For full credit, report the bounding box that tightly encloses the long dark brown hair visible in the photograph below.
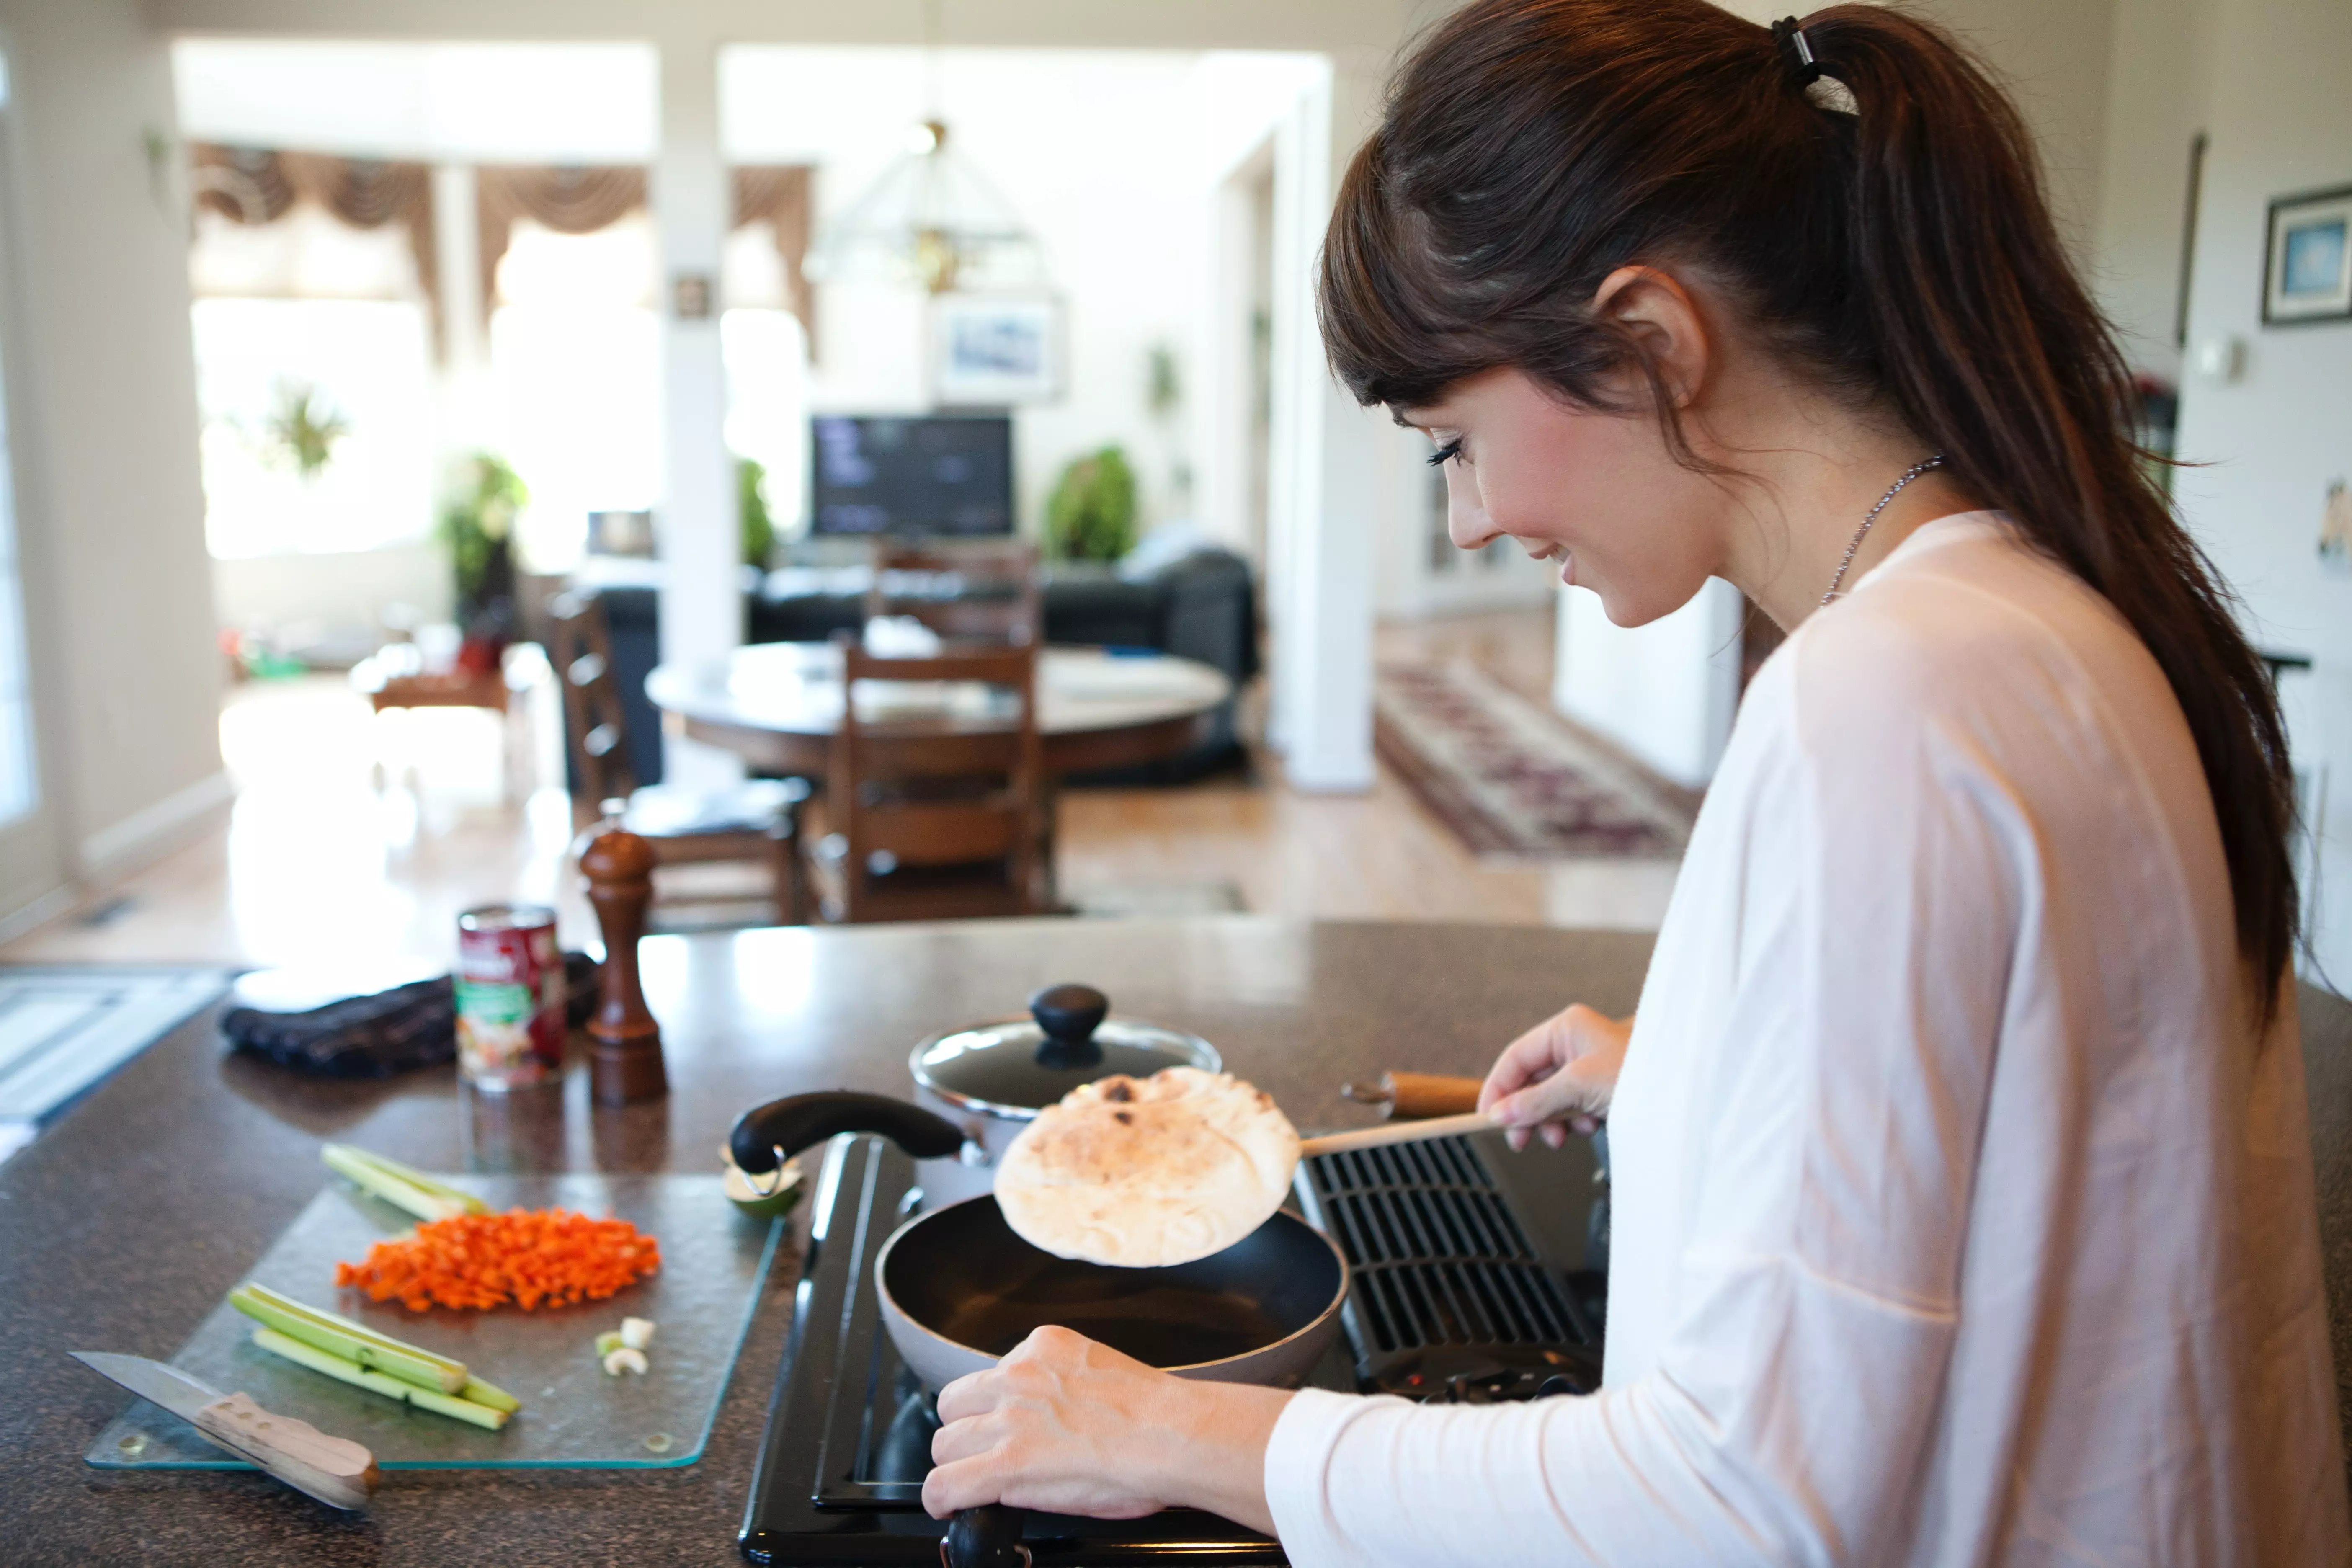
[1320,0,2298,1001]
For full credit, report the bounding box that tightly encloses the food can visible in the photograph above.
[454,905,565,1090]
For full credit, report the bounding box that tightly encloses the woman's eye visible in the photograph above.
[1426,438,1464,468]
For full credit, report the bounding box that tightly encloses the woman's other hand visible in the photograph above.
[1480,1003,1632,1150]
[925,1325,1293,1532]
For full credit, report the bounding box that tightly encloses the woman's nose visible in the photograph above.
[1448,499,1503,552]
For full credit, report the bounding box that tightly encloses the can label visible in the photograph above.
[455,907,565,1089]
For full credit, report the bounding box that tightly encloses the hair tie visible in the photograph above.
[1771,18,1824,87]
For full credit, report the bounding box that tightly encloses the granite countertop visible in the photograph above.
[0,917,1656,1568]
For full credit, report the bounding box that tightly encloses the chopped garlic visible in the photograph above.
[620,1317,656,1351]
[602,1346,649,1376]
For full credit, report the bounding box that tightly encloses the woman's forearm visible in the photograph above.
[1146,1378,1296,1534]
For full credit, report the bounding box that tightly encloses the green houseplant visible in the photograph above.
[262,380,349,480]
[439,453,527,627]
[1044,445,1138,562]
[739,456,777,569]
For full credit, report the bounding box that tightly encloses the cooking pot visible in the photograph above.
[903,983,1220,1202]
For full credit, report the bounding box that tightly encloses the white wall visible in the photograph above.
[211,542,450,642]
[173,39,659,162]
[1556,579,1743,792]
[2149,0,2352,984]
[721,46,1323,546]
[1559,0,2131,789]
[0,0,227,907]
[2088,0,2207,377]
[1375,425,1560,619]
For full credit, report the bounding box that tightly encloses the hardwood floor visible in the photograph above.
[0,608,1679,970]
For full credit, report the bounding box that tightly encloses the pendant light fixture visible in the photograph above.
[802,3,1048,296]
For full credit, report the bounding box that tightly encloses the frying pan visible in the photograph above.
[729,1091,1494,1568]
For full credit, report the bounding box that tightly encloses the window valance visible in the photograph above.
[474,164,649,322]
[732,165,816,348]
[187,148,817,347]
[189,143,438,328]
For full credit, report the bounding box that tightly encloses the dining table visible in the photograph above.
[645,641,1236,779]
[0,916,1658,1568]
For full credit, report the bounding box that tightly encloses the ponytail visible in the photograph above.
[1320,0,2298,1004]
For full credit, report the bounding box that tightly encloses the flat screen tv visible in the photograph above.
[809,414,1014,537]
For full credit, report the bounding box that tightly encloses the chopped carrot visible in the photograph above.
[335,1208,660,1313]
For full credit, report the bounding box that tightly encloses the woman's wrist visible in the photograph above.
[1145,1377,1295,1534]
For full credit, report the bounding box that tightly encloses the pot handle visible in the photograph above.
[729,1091,968,1176]
[943,1504,1029,1568]
[1028,983,1107,1051]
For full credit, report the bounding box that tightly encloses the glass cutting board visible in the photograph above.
[86,1174,783,1470]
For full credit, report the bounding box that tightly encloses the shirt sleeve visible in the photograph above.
[1263,621,2028,1566]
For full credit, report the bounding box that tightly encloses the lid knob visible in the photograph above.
[1028,983,1108,1065]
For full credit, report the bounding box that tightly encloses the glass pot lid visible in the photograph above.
[908,983,1221,1120]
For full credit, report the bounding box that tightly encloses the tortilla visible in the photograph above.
[995,1066,1301,1268]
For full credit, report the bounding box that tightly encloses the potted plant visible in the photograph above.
[1044,445,1137,562]
[262,379,349,481]
[439,454,527,668]
[739,456,777,569]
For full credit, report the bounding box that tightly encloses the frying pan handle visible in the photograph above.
[943,1505,1030,1568]
[729,1091,968,1174]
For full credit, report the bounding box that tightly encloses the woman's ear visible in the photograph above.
[1590,265,1712,410]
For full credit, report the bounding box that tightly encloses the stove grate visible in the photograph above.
[1301,1135,1596,1357]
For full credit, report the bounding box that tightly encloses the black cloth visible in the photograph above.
[223,952,599,1078]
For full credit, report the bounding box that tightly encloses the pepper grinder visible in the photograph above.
[579,824,667,1106]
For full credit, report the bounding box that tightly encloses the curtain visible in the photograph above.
[189,144,440,333]
[731,165,817,352]
[475,165,649,320]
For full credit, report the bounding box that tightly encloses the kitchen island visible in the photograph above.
[0,917,1656,1567]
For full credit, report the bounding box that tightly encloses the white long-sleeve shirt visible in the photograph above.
[1266,513,2348,1565]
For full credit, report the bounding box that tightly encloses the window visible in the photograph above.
[192,297,435,559]
[723,308,810,534]
[188,203,435,561]
[489,217,662,572]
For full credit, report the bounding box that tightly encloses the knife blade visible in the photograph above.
[72,1351,378,1510]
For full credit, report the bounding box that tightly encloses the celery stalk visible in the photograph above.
[458,1375,520,1414]
[250,1328,509,1430]
[336,1146,488,1217]
[320,1143,485,1222]
[229,1283,467,1395]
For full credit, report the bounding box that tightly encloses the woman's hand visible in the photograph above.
[1480,1003,1633,1150]
[925,1325,1293,1534]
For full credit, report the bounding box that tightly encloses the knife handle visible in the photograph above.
[193,1392,378,1511]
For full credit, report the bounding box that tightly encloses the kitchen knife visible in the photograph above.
[70,1351,378,1510]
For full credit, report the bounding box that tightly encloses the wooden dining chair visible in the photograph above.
[549,590,810,925]
[811,638,1047,923]
[866,539,1042,645]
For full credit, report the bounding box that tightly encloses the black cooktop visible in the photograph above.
[740,1128,1605,1565]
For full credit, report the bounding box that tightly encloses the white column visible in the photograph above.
[430,164,493,461]
[652,34,743,787]
[1264,64,1379,794]
[1553,576,1743,790]
[1194,152,1265,560]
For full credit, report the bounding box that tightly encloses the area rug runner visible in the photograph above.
[1375,660,1696,861]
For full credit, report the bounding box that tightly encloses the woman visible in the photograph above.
[923,1,2349,1559]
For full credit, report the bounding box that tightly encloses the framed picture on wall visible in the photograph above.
[930,294,1064,405]
[2262,184,2352,325]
